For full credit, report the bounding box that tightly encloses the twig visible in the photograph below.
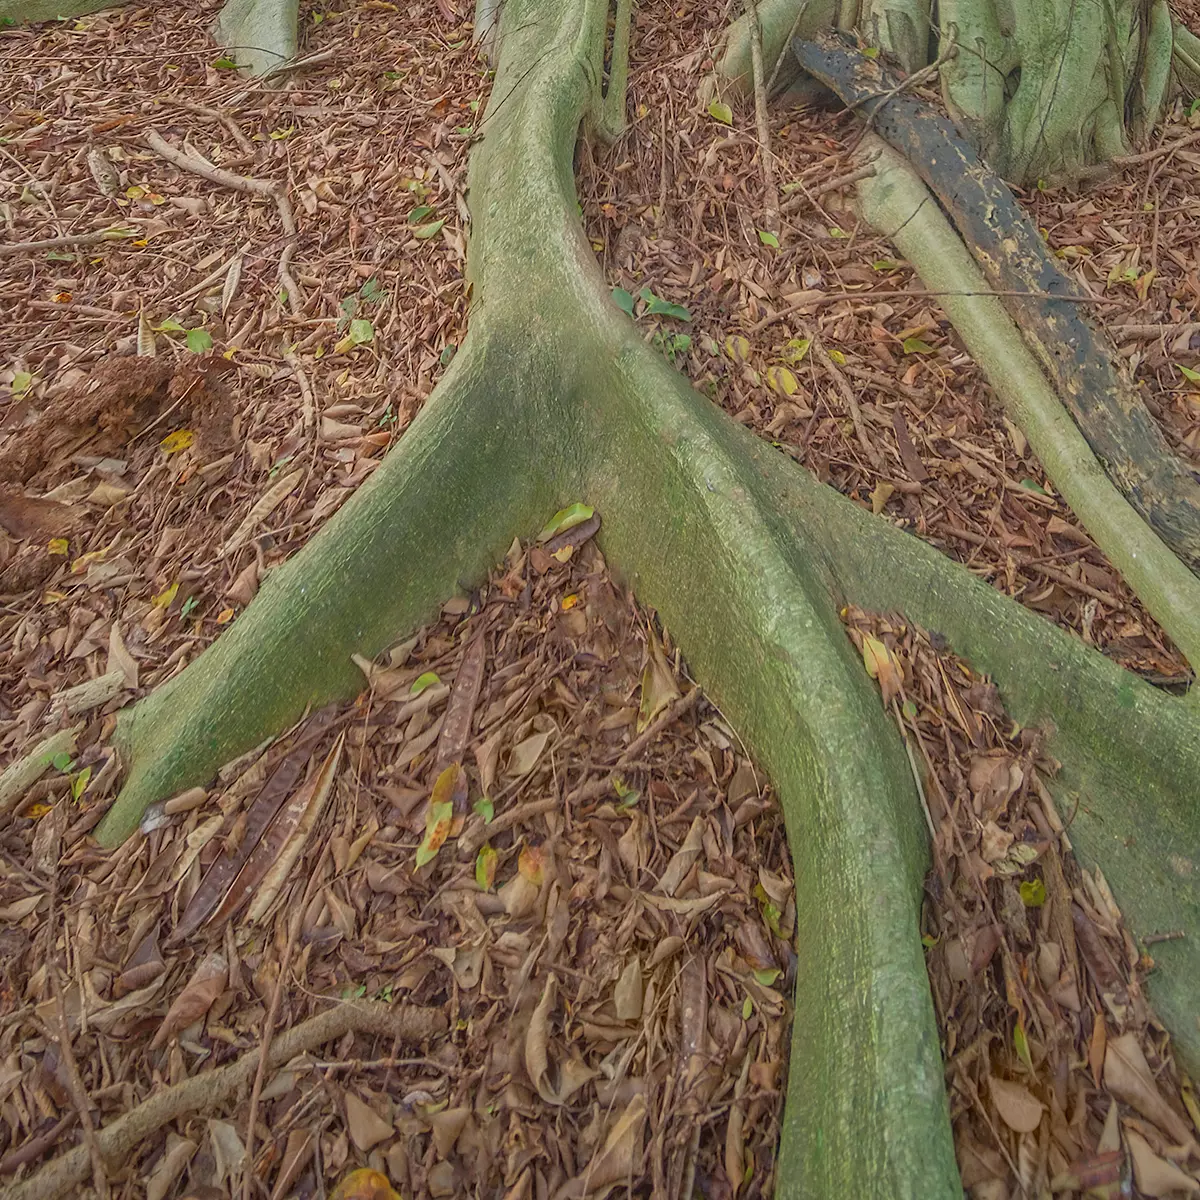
[283,349,317,434]
[781,162,877,214]
[744,0,779,232]
[48,974,108,1199]
[748,287,1118,334]
[163,100,258,158]
[145,130,304,315]
[262,47,338,80]
[241,842,331,1200]
[1111,126,1200,168]
[814,334,884,470]
[765,1,810,94]
[0,230,134,258]
[7,1001,447,1200]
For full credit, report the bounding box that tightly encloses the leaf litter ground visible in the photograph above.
[1,1,1198,1197]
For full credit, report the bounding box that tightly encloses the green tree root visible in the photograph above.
[83,0,1200,1192]
[794,33,1200,578]
[855,136,1200,667]
[710,0,1193,186]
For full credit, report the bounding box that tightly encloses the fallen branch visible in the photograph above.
[144,129,303,315]
[0,229,136,258]
[744,0,779,233]
[6,1001,447,1200]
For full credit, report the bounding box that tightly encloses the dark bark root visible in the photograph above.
[792,32,1200,578]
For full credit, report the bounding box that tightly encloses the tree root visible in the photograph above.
[4,1002,447,1200]
[211,0,299,77]
[63,0,1200,1193]
[794,33,1200,578]
[855,136,1200,667]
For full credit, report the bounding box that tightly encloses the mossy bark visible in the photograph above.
[64,0,1200,1192]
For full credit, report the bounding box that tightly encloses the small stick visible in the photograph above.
[145,130,304,315]
[0,230,134,258]
[48,973,108,1199]
[7,1001,447,1200]
[781,162,877,214]
[284,349,317,433]
[814,333,884,470]
[744,0,779,233]
[748,287,1118,334]
[164,100,258,157]
[241,842,331,1200]
[765,0,810,94]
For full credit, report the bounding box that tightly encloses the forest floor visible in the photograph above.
[1,2,1198,1198]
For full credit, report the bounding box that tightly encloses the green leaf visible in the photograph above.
[828,226,849,238]
[1177,363,1200,384]
[753,967,781,987]
[1019,878,1047,907]
[538,502,594,543]
[1013,1021,1033,1071]
[51,751,74,773]
[781,337,811,364]
[180,595,200,618]
[185,328,213,354]
[758,229,779,248]
[639,288,690,321]
[902,337,934,355]
[212,56,239,69]
[410,671,441,696]
[408,204,434,223]
[11,370,34,399]
[473,797,494,823]
[155,318,185,332]
[1189,97,1200,117]
[862,45,879,57]
[741,996,754,1020]
[349,318,374,345]
[359,277,385,303]
[415,799,453,867]
[1019,478,1049,495]
[475,843,498,889]
[70,766,91,801]
[439,343,457,367]
[413,218,446,240]
[872,258,902,271]
[611,287,635,316]
[708,99,733,124]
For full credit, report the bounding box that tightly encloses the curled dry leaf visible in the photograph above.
[637,629,680,733]
[145,1133,196,1200]
[655,814,704,896]
[508,728,553,776]
[613,956,644,1021]
[150,950,228,1049]
[246,732,345,922]
[525,974,596,1105]
[1105,1033,1196,1148]
[861,633,903,705]
[429,1106,470,1157]
[988,1075,1044,1133]
[556,1094,647,1198]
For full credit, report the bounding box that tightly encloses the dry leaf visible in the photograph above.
[614,957,643,1021]
[1105,1033,1195,1147]
[988,1075,1044,1133]
[637,630,679,733]
[331,1168,402,1200]
[1126,1127,1200,1196]
[508,728,552,776]
[150,951,227,1048]
[145,1133,196,1200]
[344,1092,393,1152]
[0,490,81,540]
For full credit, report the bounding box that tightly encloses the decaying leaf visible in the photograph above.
[860,634,903,704]
[150,951,228,1048]
[331,1168,402,1200]
[344,1092,394,1152]
[246,733,345,922]
[436,630,487,770]
[525,974,596,1105]
[988,1075,1044,1133]
[637,629,679,733]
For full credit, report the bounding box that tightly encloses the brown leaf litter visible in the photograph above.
[2,0,1200,1197]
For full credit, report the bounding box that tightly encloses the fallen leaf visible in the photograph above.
[1105,1033,1195,1147]
[537,502,594,543]
[1126,1127,1200,1196]
[331,1168,401,1200]
[988,1075,1044,1133]
[637,630,679,732]
[344,1093,393,1152]
[150,951,227,1048]
[508,728,553,776]
[860,634,903,704]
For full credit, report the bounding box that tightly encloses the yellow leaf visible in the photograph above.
[518,843,546,886]
[216,607,235,624]
[476,843,498,890]
[782,337,811,364]
[331,1168,401,1200]
[861,634,903,704]
[561,593,579,610]
[160,429,195,455]
[333,334,356,354]
[724,334,751,363]
[826,348,846,365]
[764,366,799,396]
[47,537,69,556]
[26,802,53,820]
[152,581,179,609]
